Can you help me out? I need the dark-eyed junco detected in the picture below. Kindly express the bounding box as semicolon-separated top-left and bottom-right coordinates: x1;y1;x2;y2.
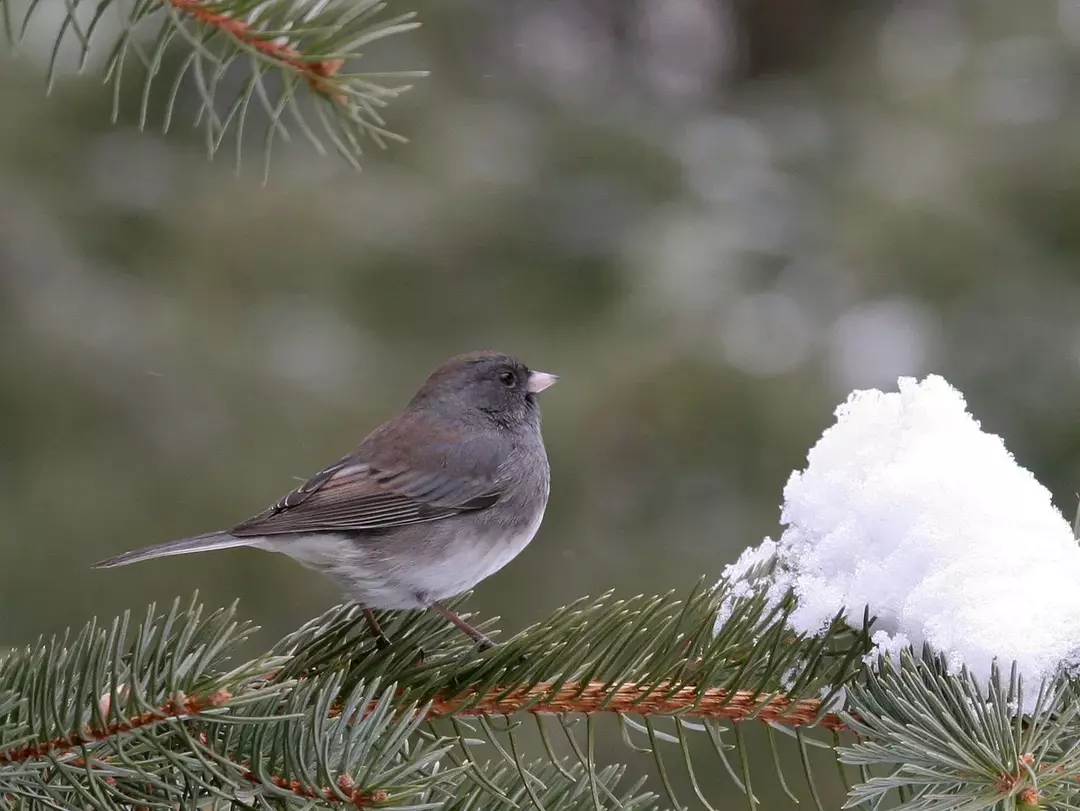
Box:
94;351;557;649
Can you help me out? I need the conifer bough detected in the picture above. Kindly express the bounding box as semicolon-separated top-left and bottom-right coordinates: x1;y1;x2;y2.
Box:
1;0;427;175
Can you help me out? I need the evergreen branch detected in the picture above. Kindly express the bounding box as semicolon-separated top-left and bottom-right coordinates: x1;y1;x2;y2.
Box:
428;760;658;811
0;669;457;809
167;0;349;100
189;674;457;810
839;649;1080;811
237;766;389;809
0;594;280;759
0;595;300;809
0;686;232;766
276;580;868;717
1;0;426;175
0;583;866;810
267;582;868;809
426;681;846;729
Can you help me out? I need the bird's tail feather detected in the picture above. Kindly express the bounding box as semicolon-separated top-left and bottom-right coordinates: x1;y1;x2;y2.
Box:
92;531;253;569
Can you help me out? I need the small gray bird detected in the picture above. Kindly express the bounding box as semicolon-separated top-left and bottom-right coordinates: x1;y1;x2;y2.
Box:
94;351;557;649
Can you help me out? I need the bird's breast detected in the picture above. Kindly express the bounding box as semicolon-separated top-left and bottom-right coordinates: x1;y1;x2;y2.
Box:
406;496;548;600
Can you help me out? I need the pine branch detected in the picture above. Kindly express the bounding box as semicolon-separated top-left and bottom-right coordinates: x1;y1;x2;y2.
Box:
425;681;846;730
4;578;1075;811
0;582;861;810
0;686;232;766
275;582;866;810
838;650;1080;811
1;0;426;176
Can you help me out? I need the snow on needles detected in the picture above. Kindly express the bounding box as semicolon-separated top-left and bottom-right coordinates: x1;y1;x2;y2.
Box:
718;374;1080;700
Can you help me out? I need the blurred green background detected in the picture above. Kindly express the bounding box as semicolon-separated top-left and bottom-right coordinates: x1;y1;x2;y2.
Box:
3;0;1080;807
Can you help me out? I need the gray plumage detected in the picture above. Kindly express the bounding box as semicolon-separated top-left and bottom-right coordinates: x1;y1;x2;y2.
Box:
94;351;556;641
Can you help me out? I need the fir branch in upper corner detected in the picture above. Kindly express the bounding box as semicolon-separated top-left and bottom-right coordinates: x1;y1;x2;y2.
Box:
2;0;427;176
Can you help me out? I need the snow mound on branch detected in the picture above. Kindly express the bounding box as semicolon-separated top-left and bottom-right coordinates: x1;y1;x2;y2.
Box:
720;375;1080;700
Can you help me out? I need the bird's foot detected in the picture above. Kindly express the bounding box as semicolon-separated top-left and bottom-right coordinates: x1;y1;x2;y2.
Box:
429;602;499;651
363;608;393;651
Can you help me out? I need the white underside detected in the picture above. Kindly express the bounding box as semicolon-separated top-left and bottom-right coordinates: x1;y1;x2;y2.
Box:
257;504;547;609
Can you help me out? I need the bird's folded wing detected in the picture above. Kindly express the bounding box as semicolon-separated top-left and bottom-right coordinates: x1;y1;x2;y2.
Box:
229;458;500;537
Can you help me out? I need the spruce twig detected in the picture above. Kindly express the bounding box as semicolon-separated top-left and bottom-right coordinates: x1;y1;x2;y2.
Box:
0;0;426;175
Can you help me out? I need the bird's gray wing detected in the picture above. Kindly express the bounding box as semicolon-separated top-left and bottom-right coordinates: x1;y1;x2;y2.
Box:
229;456;501;537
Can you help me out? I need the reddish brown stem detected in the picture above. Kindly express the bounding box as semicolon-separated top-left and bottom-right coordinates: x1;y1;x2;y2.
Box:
239;768;388;809
0;679;844;771
426;680;848;731
0;689;231;765
4;689;387;808
166;0;346;100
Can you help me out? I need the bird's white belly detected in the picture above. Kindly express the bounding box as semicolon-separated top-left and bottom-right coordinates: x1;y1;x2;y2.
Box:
259;503;546;609
407;512;544;599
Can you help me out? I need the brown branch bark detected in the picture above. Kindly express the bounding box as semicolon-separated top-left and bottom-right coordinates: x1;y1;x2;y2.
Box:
166;0;346;100
427;680;847;731
237;764;388;809
0;679;845;771
0;688;232;765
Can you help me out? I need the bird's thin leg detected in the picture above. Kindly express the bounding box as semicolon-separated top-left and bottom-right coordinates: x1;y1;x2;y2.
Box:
363;608;392;650
429;602;497;650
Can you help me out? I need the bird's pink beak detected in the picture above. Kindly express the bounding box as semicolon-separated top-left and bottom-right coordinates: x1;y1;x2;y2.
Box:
526;371;559;393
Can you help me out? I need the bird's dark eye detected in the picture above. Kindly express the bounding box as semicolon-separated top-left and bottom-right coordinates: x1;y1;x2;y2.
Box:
499;370;517;387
